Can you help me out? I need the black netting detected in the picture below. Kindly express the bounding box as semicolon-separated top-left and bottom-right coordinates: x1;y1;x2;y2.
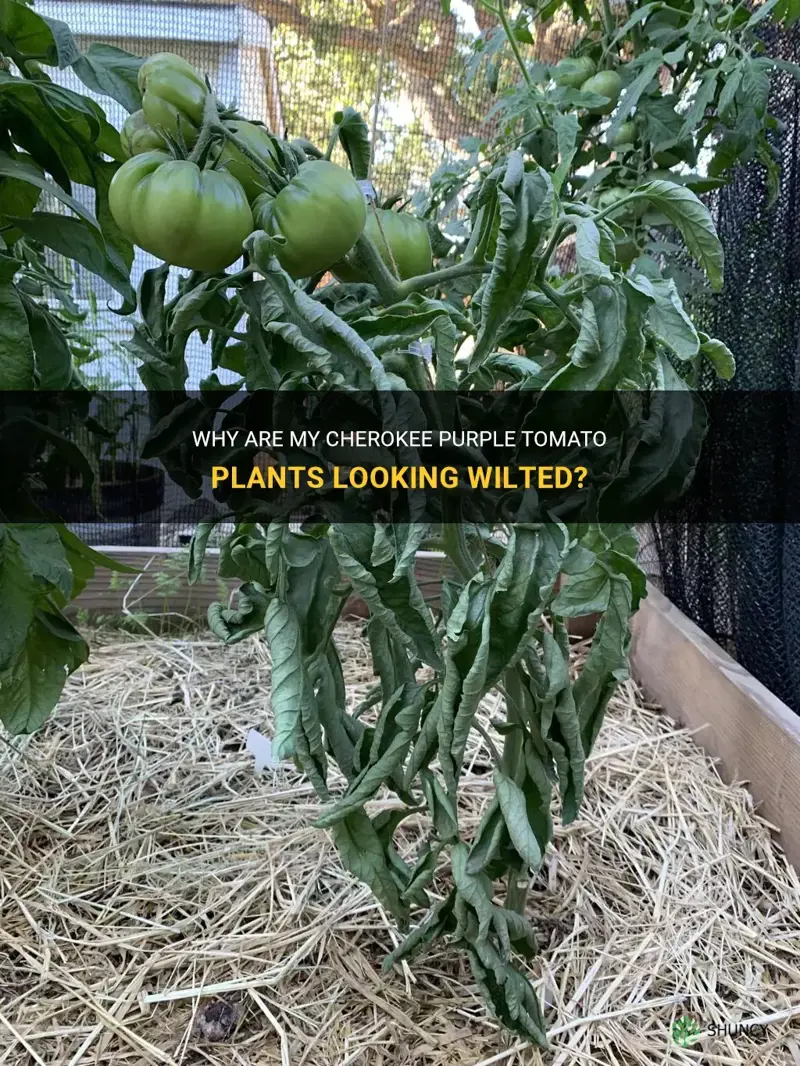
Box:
651;22;800;713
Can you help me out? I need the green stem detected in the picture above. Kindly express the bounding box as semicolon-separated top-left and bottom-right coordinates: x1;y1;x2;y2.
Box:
536;219;572;282
355;233;402;304
540;278;581;331
497;0;532;87
396;259;492;299
600;0;615;37
188;93;221;165
212;122;285;191
675;48;701;96
324;124;339;161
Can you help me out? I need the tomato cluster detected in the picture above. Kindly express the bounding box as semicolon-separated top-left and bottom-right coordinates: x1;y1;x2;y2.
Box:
110;52;432;279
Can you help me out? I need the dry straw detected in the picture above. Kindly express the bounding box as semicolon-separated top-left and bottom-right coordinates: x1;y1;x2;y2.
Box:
1;623;799;1065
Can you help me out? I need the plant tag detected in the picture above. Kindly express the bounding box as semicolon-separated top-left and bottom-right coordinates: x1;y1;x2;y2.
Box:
357;178;377;201
409;339;433;364
246;728;278;772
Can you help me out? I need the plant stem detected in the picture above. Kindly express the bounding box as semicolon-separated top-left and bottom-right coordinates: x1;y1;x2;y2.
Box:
396;259;492;298
540;278;581;331
212;123;285;191
324;124;339;161
188;93;221;164
355;233;402;304
675;48;701;96
497;0;532;87
601;0;615;37
537;219;572;282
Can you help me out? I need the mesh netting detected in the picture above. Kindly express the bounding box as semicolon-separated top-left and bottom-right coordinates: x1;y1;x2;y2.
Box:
651;21;800;713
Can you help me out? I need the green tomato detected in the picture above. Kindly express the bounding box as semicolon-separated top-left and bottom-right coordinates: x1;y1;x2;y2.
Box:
211;120;280;202
108;151;253;272
580;70;622;115
607;120;636;148
138;52;206;147
252;160;366;278
334;208;432;282
121;109;167;159
553;56;596;89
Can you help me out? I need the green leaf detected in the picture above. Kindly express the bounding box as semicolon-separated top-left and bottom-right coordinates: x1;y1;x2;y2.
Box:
0;151;96;225
574;575;633;752
0;528;38;670
677;71;718;141
700;333;735;379
332;809;407;920
470;153;554;370
382;893;455;970
332;106;371;180
552;111;579;194
466;798;507;874
573;217;613;284
314;684;423;826
330;525;441;669
7;524;73;600
451;842;495;941
747;0;782;27
71;44;143;112
0;0;80;67
632;180;724;290
551;564;611;616
494;769;544;870
21;296;72;388
606;53;663;142
629;273;699;359
188;519;218;584
10;212;135;312
466;938;548;1046
264;597;315;760
0;611;88;734
0;279;35;388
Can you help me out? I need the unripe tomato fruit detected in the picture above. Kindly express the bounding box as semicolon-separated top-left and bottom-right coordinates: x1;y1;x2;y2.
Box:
211;120;280;201
252;160;367;278
553;56;596;88
334;208;432;282
121;110;167;158
108;151;253;272
139;52;206;147
580;70;622;114
607;120;636;148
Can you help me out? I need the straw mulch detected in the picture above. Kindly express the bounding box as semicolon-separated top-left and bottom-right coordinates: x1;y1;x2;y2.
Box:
1;623;799;1066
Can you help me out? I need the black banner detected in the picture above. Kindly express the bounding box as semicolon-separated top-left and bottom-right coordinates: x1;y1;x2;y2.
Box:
1;389;798;524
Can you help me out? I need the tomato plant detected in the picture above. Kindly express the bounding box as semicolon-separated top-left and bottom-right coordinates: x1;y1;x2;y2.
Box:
3;0;799;1047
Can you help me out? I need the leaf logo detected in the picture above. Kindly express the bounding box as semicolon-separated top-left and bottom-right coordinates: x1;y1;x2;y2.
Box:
672;1016;702;1047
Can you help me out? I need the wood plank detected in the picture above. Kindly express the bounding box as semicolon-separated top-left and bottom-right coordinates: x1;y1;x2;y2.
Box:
630;583;800;871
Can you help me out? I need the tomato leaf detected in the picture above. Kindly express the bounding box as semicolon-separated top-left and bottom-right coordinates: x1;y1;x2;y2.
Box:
632;180;724;290
71;43;143;113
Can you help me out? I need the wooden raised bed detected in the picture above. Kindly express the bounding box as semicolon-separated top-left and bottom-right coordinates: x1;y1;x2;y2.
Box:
73;547;800;870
